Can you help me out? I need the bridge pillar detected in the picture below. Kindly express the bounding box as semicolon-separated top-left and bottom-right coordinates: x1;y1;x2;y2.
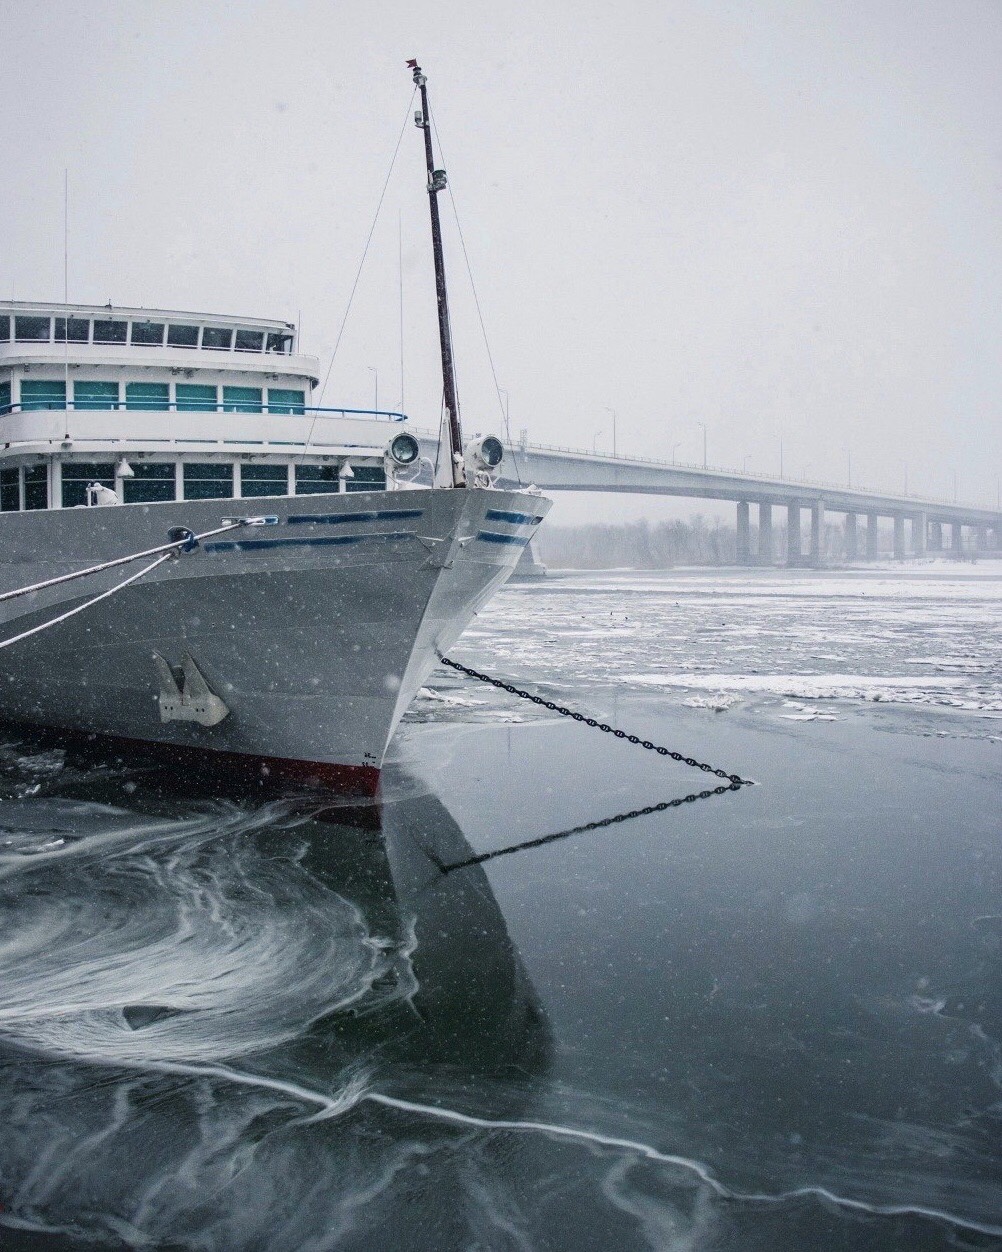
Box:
952;522;963;557
975;525;988;552
736;501;751;565
929;521;942;551
866;513;880;559
810;501;824;566
893;514;906;560
786;502;802;565
912;512;927;556
758;502;773;564
512;538;547;580
844;513;858;561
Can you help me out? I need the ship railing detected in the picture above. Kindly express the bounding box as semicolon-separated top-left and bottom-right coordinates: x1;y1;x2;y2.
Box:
0;403;408;421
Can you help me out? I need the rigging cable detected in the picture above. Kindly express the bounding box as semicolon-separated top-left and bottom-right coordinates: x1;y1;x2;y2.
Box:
430;115;523;484
307;88;417;455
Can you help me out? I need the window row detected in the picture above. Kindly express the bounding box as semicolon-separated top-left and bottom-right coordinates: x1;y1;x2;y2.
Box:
0;461;386;511
0;315;293;354
1;381;306;414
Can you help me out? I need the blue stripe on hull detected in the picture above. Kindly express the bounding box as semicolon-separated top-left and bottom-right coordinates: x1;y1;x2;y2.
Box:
287;509;423;526
484;509;546;525
476;531;531;547
205;532;413;553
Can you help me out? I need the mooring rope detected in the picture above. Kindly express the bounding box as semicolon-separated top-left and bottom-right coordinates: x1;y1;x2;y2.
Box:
0;517;269;651
0;520;246;605
0;554;174;651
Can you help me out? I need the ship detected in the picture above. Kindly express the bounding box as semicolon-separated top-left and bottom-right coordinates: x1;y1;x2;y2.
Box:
0;63;550;793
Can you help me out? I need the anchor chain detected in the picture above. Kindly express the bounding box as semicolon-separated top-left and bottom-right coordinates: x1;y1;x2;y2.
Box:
439;656;753;787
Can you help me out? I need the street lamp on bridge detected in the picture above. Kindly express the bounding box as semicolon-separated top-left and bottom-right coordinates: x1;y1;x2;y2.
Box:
604;408;618;458
696;421;707;470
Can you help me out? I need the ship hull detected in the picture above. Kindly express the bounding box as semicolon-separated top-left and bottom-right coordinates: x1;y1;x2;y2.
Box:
0;487;548;792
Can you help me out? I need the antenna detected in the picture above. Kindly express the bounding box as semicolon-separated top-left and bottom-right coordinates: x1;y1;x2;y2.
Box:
63;169;70;442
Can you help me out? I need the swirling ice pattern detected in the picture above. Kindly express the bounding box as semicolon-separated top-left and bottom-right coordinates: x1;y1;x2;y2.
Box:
0;800;411;1066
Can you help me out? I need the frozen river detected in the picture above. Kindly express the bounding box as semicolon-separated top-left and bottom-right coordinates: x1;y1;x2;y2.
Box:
0;562;999;1250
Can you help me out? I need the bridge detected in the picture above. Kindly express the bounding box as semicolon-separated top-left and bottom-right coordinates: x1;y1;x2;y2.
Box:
415;431;1002;565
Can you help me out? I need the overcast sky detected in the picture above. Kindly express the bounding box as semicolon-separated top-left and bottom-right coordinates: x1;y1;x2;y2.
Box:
1;0;999;523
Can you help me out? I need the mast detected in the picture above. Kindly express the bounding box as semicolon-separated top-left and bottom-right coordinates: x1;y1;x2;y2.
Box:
408;60;465;487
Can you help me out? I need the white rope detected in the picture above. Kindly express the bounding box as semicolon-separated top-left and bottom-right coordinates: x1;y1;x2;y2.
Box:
0;521;244;606
0;553;173;651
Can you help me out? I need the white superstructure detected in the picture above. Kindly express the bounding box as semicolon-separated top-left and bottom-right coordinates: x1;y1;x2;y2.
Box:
0;301;549;792
0;300;411;508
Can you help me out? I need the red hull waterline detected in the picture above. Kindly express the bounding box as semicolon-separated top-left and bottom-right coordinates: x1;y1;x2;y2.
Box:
0;719;382;797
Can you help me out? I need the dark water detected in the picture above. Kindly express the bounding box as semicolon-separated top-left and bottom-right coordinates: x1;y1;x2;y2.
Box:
1;568;1000;1250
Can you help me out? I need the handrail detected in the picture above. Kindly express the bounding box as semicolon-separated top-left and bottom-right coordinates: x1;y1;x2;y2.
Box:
0;403;408;422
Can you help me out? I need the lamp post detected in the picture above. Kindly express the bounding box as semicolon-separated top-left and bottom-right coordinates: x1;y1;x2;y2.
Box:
671;442;681;465
592;429;603;454
742;454;751;472
696;421;707;469
367;366;378;415
605;407;617;458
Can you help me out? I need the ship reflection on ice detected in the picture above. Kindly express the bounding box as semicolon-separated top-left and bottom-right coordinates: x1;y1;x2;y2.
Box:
0;749;553;1250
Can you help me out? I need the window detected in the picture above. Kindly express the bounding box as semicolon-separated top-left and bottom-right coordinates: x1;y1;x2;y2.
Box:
61;461;116;509
131;321;164;346
20;380;66;411
55;317;89;343
125;383;169;411
167;324;199;348
24;464;48;510
267;388;306;415
201;327;232;350
0;316;9;342
123;462;176;504
15;316;51;342
222;386;262;413
73;381;120;411
346;466;386;493
183;462;233;500
241;462;288;498
0;382;10;415
295;464;339;495
176;384;217;412
93;320;127;344
0;468;18;511
266;331;292;354
235;330;264;352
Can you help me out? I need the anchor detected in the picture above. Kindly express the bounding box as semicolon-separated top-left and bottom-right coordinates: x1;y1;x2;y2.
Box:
152;652;230;727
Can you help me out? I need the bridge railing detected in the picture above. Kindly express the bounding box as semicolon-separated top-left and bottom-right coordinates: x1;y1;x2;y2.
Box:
413;428;982;511
502;439;965;506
